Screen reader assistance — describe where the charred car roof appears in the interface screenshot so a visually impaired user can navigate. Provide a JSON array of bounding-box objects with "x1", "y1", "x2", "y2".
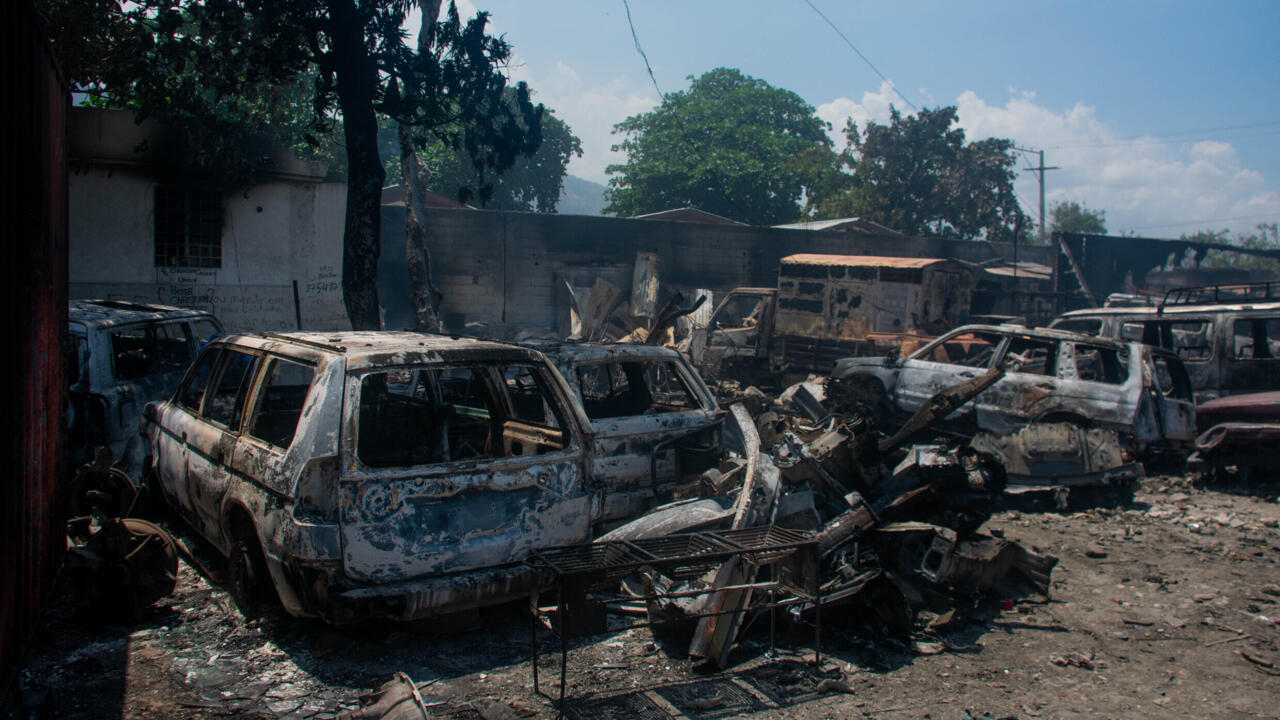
[
  {"x1": 1056, "y1": 301, "x2": 1280, "y2": 319},
  {"x1": 916, "y1": 324, "x2": 1133, "y2": 351},
  {"x1": 214, "y1": 331, "x2": 553, "y2": 369},
  {"x1": 68, "y1": 299, "x2": 216, "y2": 330}
]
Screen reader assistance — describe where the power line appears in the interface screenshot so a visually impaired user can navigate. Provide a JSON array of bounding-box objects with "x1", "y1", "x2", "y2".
[
  {"x1": 800, "y1": 0, "x2": 917, "y2": 111},
  {"x1": 621, "y1": 0, "x2": 663, "y2": 99},
  {"x1": 1109, "y1": 118, "x2": 1280, "y2": 142},
  {"x1": 1051, "y1": 128, "x2": 1280, "y2": 151},
  {"x1": 1124, "y1": 212, "x2": 1280, "y2": 232}
]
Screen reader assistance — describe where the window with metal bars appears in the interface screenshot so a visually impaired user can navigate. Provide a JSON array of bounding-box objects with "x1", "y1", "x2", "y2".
[{"x1": 154, "y1": 186, "x2": 223, "y2": 268}]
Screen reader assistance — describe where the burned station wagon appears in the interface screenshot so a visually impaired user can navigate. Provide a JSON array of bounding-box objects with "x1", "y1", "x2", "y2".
[
  {"x1": 144, "y1": 331, "x2": 624, "y2": 622},
  {"x1": 832, "y1": 324, "x2": 1197, "y2": 458}
]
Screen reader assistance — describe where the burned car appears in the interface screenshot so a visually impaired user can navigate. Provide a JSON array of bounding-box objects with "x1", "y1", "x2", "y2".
[
  {"x1": 527, "y1": 342, "x2": 724, "y2": 522},
  {"x1": 831, "y1": 325, "x2": 1197, "y2": 470},
  {"x1": 69, "y1": 299, "x2": 223, "y2": 478},
  {"x1": 143, "y1": 331, "x2": 735, "y2": 623}
]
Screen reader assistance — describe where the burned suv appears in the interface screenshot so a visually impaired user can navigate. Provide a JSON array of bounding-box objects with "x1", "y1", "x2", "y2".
[
  {"x1": 144, "y1": 331, "x2": 630, "y2": 622},
  {"x1": 832, "y1": 325, "x2": 1197, "y2": 459},
  {"x1": 69, "y1": 300, "x2": 223, "y2": 478}
]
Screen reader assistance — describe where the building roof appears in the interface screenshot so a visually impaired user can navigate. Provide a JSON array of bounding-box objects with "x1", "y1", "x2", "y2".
[
  {"x1": 632, "y1": 207, "x2": 745, "y2": 225},
  {"x1": 781, "y1": 253, "x2": 952, "y2": 269},
  {"x1": 979, "y1": 261, "x2": 1054, "y2": 281},
  {"x1": 381, "y1": 185, "x2": 469, "y2": 209},
  {"x1": 773, "y1": 217, "x2": 907, "y2": 236}
]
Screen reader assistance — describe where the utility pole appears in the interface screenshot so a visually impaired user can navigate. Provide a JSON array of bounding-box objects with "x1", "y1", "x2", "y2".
[{"x1": 1015, "y1": 147, "x2": 1059, "y2": 242}]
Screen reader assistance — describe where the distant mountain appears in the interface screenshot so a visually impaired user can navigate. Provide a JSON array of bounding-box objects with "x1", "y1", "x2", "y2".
[{"x1": 556, "y1": 175, "x2": 608, "y2": 216}]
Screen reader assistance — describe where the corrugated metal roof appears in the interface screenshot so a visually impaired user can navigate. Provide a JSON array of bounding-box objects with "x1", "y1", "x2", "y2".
[
  {"x1": 983, "y1": 262, "x2": 1054, "y2": 280},
  {"x1": 773, "y1": 217, "x2": 907, "y2": 235},
  {"x1": 633, "y1": 207, "x2": 745, "y2": 225},
  {"x1": 781, "y1": 253, "x2": 951, "y2": 269}
]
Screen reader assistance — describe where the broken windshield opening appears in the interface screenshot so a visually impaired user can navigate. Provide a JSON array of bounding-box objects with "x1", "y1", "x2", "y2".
[
  {"x1": 577, "y1": 360, "x2": 699, "y2": 420},
  {"x1": 912, "y1": 331, "x2": 1006, "y2": 368},
  {"x1": 357, "y1": 363, "x2": 567, "y2": 469}
]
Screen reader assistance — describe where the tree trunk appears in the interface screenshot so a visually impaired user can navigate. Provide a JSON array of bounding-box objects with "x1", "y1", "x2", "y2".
[
  {"x1": 399, "y1": 122, "x2": 442, "y2": 332},
  {"x1": 399, "y1": 0, "x2": 445, "y2": 333},
  {"x1": 329, "y1": 0, "x2": 385, "y2": 330}
]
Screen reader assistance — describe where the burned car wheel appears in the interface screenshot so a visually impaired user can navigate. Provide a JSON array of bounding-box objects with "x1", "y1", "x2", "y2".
[{"x1": 228, "y1": 536, "x2": 274, "y2": 619}]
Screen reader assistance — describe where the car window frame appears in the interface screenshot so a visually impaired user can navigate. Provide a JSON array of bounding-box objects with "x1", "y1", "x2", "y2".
[
  {"x1": 241, "y1": 354, "x2": 319, "y2": 453},
  {"x1": 199, "y1": 347, "x2": 263, "y2": 433},
  {"x1": 348, "y1": 359, "x2": 578, "y2": 472}
]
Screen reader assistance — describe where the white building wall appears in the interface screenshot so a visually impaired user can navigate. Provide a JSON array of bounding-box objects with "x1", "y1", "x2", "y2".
[{"x1": 69, "y1": 168, "x2": 350, "y2": 332}]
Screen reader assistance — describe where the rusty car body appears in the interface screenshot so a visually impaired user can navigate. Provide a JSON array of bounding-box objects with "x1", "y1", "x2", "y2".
[
  {"x1": 1187, "y1": 390, "x2": 1280, "y2": 481},
  {"x1": 831, "y1": 325, "x2": 1197, "y2": 461},
  {"x1": 526, "y1": 342, "x2": 724, "y2": 524},
  {"x1": 69, "y1": 299, "x2": 223, "y2": 478},
  {"x1": 688, "y1": 254, "x2": 972, "y2": 386},
  {"x1": 1049, "y1": 288, "x2": 1280, "y2": 402},
  {"x1": 144, "y1": 331, "x2": 645, "y2": 623}
]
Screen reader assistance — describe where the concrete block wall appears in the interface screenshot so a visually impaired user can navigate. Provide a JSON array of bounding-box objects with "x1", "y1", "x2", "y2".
[{"x1": 377, "y1": 208, "x2": 1055, "y2": 335}]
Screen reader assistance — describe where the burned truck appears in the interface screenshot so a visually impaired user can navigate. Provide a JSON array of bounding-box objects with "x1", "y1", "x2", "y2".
[{"x1": 688, "y1": 254, "x2": 972, "y2": 387}]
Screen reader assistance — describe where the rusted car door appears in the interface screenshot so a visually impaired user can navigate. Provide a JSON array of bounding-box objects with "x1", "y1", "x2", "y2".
[
  {"x1": 694, "y1": 290, "x2": 776, "y2": 378},
  {"x1": 153, "y1": 346, "x2": 225, "y2": 521},
  {"x1": 569, "y1": 356, "x2": 721, "y2": 522},
  {"x1": 183, "y1": 348, "x2": 260, "y2": 544},
  {"x1": 336, "y1": 362, "x2": 592, "y2": 585},
  {"x1": 1147, "y1": 350, "x2": 1197, "y2": 443},
  {"x1": 1220, "y1": 315, "x2": 1280, "y2": 397},
  {"x1": 227, "y1": 354, "x2": 324, "y2": 520}
]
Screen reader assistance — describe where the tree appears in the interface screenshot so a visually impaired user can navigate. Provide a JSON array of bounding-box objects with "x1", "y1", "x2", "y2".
[
  {"x1": 39, "y1": 0, "x2": 542, "y2": 330},
  {"x1": 1050, "y1": 201, "x2": 1107, "y2": 235},
  {"x1": 812, "y1": 107, "x2": 1028, "y2": 242},
  {"x1": 604, "y1": 68, "x2": 839, "y2": 226},
  {"x1": 380, "y1": 92, "x2": 582, "y2": 212},
  {"x1": 1185, "y1": 224, "x2": 1280, "y2": 271}
]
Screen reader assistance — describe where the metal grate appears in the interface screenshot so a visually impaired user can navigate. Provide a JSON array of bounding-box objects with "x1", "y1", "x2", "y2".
[
  {"x1": 155, "y1": 186, "x2": 223, "y2": 268},
  {"x1": 529, "y1": 527, "x2": 815, "y2": 581},
  {"x1": 1161, "y1": 281, "x2": 1280, "y2": 308}
]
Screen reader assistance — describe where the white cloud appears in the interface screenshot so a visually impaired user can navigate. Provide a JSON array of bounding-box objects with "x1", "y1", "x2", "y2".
[
  {"x1": 817, "y1": 87, "x2": 1280, "y2": 237},
  {"x1": 508, "y1": 56, "x2": 658, "y2": 184},
  {"x1": 816, "y1": 82, "x2": 900, "y2": 151}
]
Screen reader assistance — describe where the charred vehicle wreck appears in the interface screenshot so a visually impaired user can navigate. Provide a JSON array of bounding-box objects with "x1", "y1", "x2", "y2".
[
  {"x1": 828, "y1": 325, "x2": 1197, "y2": 489},
  {"x1": 525, "y1": 367, "x2": 1059, "y2": 674},
  {"x1": 142, "y1": 332, "x2": 731, "y2": 623}
]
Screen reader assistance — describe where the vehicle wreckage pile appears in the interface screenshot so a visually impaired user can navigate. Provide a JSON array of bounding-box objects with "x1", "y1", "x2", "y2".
[{"x1": 528, "y1": 371, "x2": 1059, "y2": 674}]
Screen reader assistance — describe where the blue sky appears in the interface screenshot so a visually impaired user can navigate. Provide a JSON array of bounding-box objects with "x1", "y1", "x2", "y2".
[{"x1": 434, "y1": 1, "x2": 1280, "y2": 237}]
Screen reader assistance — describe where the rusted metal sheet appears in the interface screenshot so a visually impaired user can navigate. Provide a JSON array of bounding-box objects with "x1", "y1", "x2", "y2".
[
  {"x1": 3, "y1": 1, "x2": 68, "y2": 693},
  {"x1": 970, "y1": 423, "x2": 1143, "y2": 489},
  {"x1": 630, "y1": 251, "x2": 659, "y2": 318},
  {"x1": 781, "y1": 254, "x2": 953, "y2": 269},
  {"x1": 775, "y1": 254, "x2": 973, "y2": 340}
]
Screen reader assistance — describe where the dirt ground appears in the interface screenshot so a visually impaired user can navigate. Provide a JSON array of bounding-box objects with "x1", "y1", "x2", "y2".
[{"x1": 13, "y1": 474, "x2": 1280, "y2": 720}]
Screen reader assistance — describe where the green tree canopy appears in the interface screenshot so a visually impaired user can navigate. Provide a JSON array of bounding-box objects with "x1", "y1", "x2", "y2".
[
  {"x1": 1185, "y1": 223, "x2": 1280, "y2": 270},
  {"x1": 38, "y1": 0, "x2": 543, "y2": 330},
  {"x1": 380, "y1": 90, "x2": 582, "y2": 212},
  {"x1": 604, "y1": 68, "x2": 839, "y2": 226},
  {"x1": 1050, "y1": 201, "x2": 1107, "y2": 235},
  {"x1": 812, "y1": 107, "x2": 1028, "y2": 242}
]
